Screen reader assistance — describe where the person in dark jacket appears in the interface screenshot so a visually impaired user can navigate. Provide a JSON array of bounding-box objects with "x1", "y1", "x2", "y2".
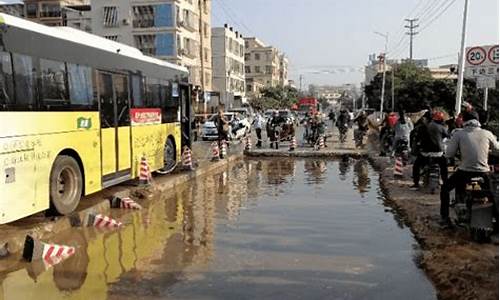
[{"x1": 410, "y1": 111, "x2": 449, "y2": 189}]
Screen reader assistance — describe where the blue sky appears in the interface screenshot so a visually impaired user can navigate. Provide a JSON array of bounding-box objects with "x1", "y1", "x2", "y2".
[{"x1": 212, "y1": 0, "x2": 499, "y2": 87}]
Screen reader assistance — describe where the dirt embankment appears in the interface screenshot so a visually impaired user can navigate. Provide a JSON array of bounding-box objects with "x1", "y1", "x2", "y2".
[{"x1": 367, "y1": 133, "x2": 498, "y2": 300}]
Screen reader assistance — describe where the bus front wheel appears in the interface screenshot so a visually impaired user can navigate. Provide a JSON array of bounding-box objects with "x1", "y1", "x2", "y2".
[{"x1": 49, "y1": 155, "x2": 83, "y2": 215}]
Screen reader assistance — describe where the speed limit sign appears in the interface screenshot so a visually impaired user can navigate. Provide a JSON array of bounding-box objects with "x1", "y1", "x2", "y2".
[
  {"x1": 466, "y1": 47, "x2": 487, "y2": 65},
  {"x1": 488, "y1": 45, "x2": 499, "y2": 64}
]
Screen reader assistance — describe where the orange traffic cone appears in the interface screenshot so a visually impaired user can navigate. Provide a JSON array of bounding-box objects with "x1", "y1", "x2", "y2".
[
  {"x1": 245, "y1": 135, "x2": 252, "y2": 151},
  {"x1": 394, "y1": 156, "x2": 403, "y2": 178},
  {"x1": 220, "y1": 140, "x2": 227, "y2": 158},
  {"x1": 211, "y1": 141, "x2": 220, "y2": 161},
  {"x1": 23, "y1": 235, "x2": 75, "y2": 263},
  {"x1": 182, "y1": 146, "x2": 193, "y2": 170},
  {"x1": 87, "y1": 213, "x2": 122, "y2": 228},
  {"x1": 110, "y1": 196, "x2": 142, "y2": 210},
  {"x1": 289, "y1": 136, "x2": 297, "y2": 151},
  {"x1": 139, "y1": 155, "x2": 152, "y2": 185}
]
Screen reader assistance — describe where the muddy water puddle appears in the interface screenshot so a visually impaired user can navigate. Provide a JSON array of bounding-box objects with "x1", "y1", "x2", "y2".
[{"x1": 0, "y1": 158, "x2": 436, "y2": 300}]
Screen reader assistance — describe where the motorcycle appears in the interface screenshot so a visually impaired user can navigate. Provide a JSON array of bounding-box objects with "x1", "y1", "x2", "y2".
[
  {"x1": 421, "y1": 152, "x2": 442, "y2": 194},
  {"x1": 380, "y1": 128, "x2": 394, "y2": 156},
  {"x1": 354, "y1": 128, "x2": 366, "y2": 148},
  {"x1": 228, "y1": 119, "x2": 250, "y2": 141},
  {"x1": 338, "y1": 123, "x2": 348, "y2": 143}
]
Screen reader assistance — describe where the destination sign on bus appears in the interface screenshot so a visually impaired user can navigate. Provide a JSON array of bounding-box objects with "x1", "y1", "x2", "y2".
[{"x1": 131, "y1": 108, "x2": 162, "y2": 125}]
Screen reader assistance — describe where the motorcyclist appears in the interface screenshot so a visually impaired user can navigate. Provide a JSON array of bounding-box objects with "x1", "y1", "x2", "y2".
[
  {"x1": 440, "y1": 111, "x2": 499, "y2": 226},
  {"x1": 353, "y1": 110, "x2": 368, "y2": 147},
  {"x1": 392, "y1": 111, "x2": 413, "y2": 157},
  {"x1": 411, "y1": 111, "x2": 449, "y2": 190},
  {"x1": 314, "y1": 113, "x2": 327, "y2": 146},
  {"x1": 379, "y1": 112, "x2": 398, "y2": 156}
]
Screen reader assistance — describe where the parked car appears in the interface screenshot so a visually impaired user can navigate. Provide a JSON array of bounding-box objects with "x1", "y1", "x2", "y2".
[{"x1": 201, "y1": 113, "x2": 251, "y2": 141}]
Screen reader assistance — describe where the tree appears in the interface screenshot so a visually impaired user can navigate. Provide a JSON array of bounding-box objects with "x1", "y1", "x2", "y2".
[{"x1": 249, "y1": 85, "x2": 299, "y2": 110}]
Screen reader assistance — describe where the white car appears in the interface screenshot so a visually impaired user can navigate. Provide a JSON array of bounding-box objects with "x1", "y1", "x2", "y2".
[{"x1": 201, "y1": 113, "x2": 251, "y2": 141}]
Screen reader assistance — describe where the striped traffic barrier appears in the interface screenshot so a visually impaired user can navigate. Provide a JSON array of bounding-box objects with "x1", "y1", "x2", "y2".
[
  {"x1": 182, "y1": 146, "x2": 193, "y2": 170},
  {"x1": 139, "y1": 155, "x2": 152, "y2": 185},
  {"x1": 394, "y1": 156, "x2": 404, "y2": 178},
  {"x1": 211, "y1": 141, "x2": 220, "y2": 161},
  {"x1": 245, "y1": 135, "x2": 252, "y2": 151},
  {"x1": 87, "y1": 213, "x2": 122, "y2": 228},
  {"x1": 289, "y1": 136, "x2": 297, "y2": 151},
  {"x1": 110, "y1": 196, "x2": 142, "y2": 210},
  {"x1": 220, "y1": 140, "x2": 227, "y2": 158},
  {"x1": 23, "y1": 235, "x2": 75, "y2": 263}
]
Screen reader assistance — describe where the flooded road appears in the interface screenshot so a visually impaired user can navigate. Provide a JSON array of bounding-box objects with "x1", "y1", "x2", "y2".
[{"x1": 0, "y1": 158, "x2": 436, "y2": 300}]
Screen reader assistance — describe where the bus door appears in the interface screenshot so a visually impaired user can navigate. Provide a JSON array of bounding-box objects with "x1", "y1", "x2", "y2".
[
  {"x1": 98, "y1": 72, "x2": 132, "y2": 187},
  {"x1": 179, "y1": 84, "x2": 192, "y2": 148}
]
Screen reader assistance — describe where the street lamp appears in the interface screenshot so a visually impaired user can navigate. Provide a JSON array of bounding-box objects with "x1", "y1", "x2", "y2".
[{"x1": 374, "y1": 31, "x2": 389, "y2": 115}]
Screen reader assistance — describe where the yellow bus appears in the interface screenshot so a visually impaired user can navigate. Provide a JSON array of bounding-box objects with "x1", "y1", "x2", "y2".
[{"x1": 0, "y1": 13, "x2": 191, "y2": 224}]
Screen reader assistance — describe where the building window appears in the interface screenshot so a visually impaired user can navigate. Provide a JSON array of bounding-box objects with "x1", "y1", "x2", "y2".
[
  {"x1": 156, "y1": 33, "x2": 175, "y2": 56},
  {"x1": 205, "y1": 72, "x2": 210, "y2": 87},
  {"x1": 204, "y1": 47, "x2": 209, "y2": 62},
  {"x1": 40, "y1": 59, "x2": 68, "y2": 107},
  {"x1": 103, "y1": 6, "x2": 118, "y2": 27},
  {"x1": 254, "y1": 53, "x2": 260, "y2": 60},
  {"x1": 265, "y1": 65, "x2": 272, "y2": 74},
  {"x1": 254, "y1": 66, "x2": 260, "y2": 73},
  {"x1": 134, "y1": 35, "x2": 156, "y2": 56},
  {"x1": 204, "y1": 22, "x2": 209, "y2": 38},
  {"x1": 105, "y1": 35, "x2": 118, "y2": 41},
  {"x1": 26, "y1": 3, "x2": 37, "y2": 18},
  {"x1": 133, "y1": 4, "x2": 173, "y2": 28},
  {"x1": 246, "y1": 85, "x2": 252, "y2": 92},
  {"x1": 40, "y1": 3, "x2": 61, "y2": 18},
  {"x1": 245, "y1": 66, "x2": 250, "y2": 74},
  {"x1": 244, "y1": 53, "x2": 250, "y2": 61}
]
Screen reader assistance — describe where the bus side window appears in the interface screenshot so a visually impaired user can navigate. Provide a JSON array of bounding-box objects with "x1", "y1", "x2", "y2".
[
  {"x1": 40, "y1": 58, "x2": 69, "y2": 109},
  {"x1": 12, "y1": 53, "x2": 37, "y2": 110},
  {"x1": 0, "y1": 51, "x2": 14, "y2": 110},
  {"x1": 161, "y1": 80, "x2": 177, "y2": 123},
  {"x1": 130, "y1": 73, "x2": 143, "y2": 107},
  {"x1": 145, "y1": 77, "x2": 161, "y2": 108},
  {"x1": 67, "y1": 63, "x2": 96, "y2": 110}
]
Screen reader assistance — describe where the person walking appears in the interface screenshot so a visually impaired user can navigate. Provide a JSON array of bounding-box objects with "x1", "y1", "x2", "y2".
[
  {"x1": 214, "y1": 109, "x2": 229, "y2": 158},
  {"x1": 252, "y1": 112, "x2": 265, "y2": 148}
]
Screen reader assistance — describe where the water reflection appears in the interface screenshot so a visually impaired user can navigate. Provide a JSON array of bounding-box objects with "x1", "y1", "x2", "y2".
[
  {"x1": 304, "y1": 160, "x2": 328, "y2": 184},
  {"x1": 0, "y1": 159, "x2": 435, "y2": 300},
  {"x1": 353, "y1": 159, "x2": 371, "y2": 196},
  {"x1": 338, "y1": 155, "x2": 352, "y2": 181}
]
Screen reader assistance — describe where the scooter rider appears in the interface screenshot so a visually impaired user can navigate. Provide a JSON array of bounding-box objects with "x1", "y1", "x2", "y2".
[
  {"x1": 411, "y1": 111, "x2": 449, "y2": 190},
  {"x1": 440, "y1": 111, "x2": 499, "y2": 226},
  {"x1": 336, "y1": 109, "x2": 350, "y2": 139},
  {"x1": 392, "y1": 110, "x2": 413, "y2": 156},
  {"x1": 270, "y1": 111, "x2": 284, "y2": 148}
]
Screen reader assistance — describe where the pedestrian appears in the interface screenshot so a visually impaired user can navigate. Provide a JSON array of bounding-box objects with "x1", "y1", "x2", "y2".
[
  {"x1": 252, "y1": 112, "x2": 265, "y2": 148},
  {"x1": 392, "y1": 110, "x2": 413, "y2": 155},
  {"x1": 214, "y1": 108, "x2": 229, "y2": 158},
  {"x1": 328, "y1": 110, "x2": 336, "y2": 128}
]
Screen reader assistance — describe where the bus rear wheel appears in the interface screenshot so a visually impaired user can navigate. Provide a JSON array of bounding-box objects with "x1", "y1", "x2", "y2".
[{"x1": 49, "y1": 155, "x2": 83, "y2": 215}]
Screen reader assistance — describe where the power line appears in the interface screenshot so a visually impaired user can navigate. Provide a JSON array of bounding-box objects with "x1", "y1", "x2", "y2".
[
  {"x1": 213, "y1": 0, "x2": 254, "y2": 35},
  {"x1": 419, "y1": 0, "x2": 458, "y2": 32}
]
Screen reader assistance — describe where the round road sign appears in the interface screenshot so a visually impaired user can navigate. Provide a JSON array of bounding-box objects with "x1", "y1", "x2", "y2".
[
  {"x1": 488, "y1": 45, "x2": 499, "y2": 64},
  {"x1": 467, "y1": 47, "x2": 487, "y2": 65}
]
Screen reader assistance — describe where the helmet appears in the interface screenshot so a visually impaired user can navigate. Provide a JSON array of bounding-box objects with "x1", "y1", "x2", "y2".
[{"x1": 432, "y1": 111, "x2": 445, "y2": 122}]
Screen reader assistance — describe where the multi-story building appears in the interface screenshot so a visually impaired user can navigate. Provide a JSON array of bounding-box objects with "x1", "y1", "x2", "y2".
[
  {"x1": 244, "y1": 37, "x2": 283, "y2": 98},
  {"x1": 0, "y1": 0, "x2": 24, "y2": 17},
  {"x1": 212, "y1": 24, "x2": 245, "y2": 109},
  {"x1": 279, "y1": 54, "x2": 289, "y2": 87},
  {"x1": 364, "y1": 53, "x2": 397, "y2": 85},
  {"x1": 23, "y1": 0, "x2": 88, "y2": 26},
  {"x1": 89, "y1": 0, "x2": 212, "y2": 109}
]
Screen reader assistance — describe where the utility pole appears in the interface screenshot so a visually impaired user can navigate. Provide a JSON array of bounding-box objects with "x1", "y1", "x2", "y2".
[
  {"x1": 198, "y1": 0, "x2": 206, "y2": 116},
  {"x1": 405, "y1": 18, "x2": 419, "y2": 61},
  {"x1": 391, "y1": 66, "x2": 395, "y2": 111},
  {"x1": 455, "y1": 0, "x2": 470, "y2": 116},
  {"x1": 299, "y1": 74, "x2": 303, "y2": 93},
  {"x1": 374, "y1": 31, "x2": 388, "y2": 115}
]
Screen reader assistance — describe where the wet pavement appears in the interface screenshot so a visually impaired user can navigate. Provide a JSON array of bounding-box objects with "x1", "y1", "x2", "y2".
[{"x1": 0, "y1": 158, "x2": 436, "y2": 300}]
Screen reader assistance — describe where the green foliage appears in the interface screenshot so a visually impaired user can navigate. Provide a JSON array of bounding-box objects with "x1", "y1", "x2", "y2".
[
  {"x1": 249, "y1": 86, "x2": 299, "y2": 110},
  {"x1": 364, "y1": 62, "x2": 499, "y2": 124}
]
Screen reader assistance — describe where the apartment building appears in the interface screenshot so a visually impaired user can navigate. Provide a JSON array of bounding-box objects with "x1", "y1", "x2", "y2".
[
  {"x1": 0, "y1": 0, "x2": 24, "y2": 17},
  {"x1": 23, "y1": 0, "x2": 88, "y2": 26},
  {"x1": 90, "y1": 0, "x2": 212, "y2": 100},
  {"x1": 244, "y1": 37, "x2": 289, "y2": 99},
  {"x1": 212, "y1": 24, "x2": 245, "y2": 109}
]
